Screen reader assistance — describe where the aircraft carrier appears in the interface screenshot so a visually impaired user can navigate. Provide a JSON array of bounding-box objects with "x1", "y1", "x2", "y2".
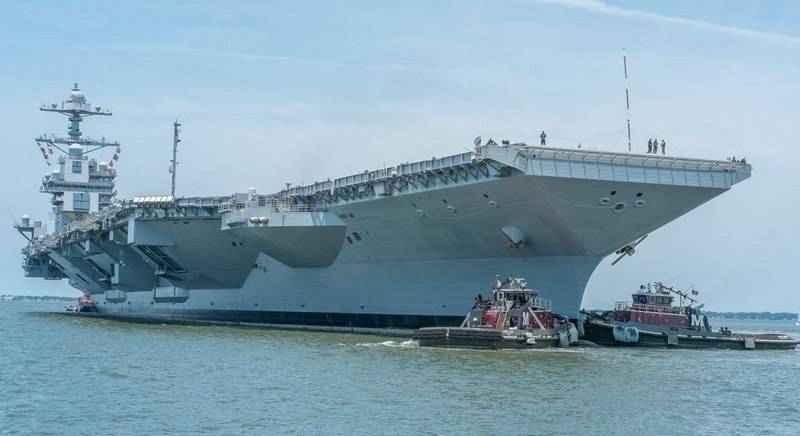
[{"x1": 14, "y1": 85, "x2": 752, "y2": 332}]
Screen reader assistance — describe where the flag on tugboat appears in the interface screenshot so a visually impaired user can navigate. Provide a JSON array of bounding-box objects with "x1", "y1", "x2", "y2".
[{"x1": 495, "y1": 275, "x2": 502, "y2": 290}]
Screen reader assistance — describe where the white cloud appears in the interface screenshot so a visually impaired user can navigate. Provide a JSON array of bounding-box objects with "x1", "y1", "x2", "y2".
[{"x1": 538, "y1": 0, "x2": 800, "y2": 48}]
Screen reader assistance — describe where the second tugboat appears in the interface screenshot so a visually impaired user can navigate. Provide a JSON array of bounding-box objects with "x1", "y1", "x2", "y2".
[
  {"x1": 65, "y1": 295, "x2": 99, "y2": 313},
  {"x1": 413, "y1": 277, "x2": 578, "y2": 349},
  {"x1": 581, "y1": 282, "x2": 800, "y2": 350}
]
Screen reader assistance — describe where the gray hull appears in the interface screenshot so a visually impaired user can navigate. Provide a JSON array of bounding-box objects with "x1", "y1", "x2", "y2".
[{"x1": 21, "y1": 145, "x2": 751, "y2": 331}]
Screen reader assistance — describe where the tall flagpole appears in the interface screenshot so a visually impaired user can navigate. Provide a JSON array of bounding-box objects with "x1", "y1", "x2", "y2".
[{"x1": 623, "y1": 49, "x2": 632, "y2": 152}]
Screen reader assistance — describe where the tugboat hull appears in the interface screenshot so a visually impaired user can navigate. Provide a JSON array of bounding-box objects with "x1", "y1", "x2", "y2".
[
  {"x1": 413, "y1": 327, "x2": 562, "y2": 350},
  {"x1": 582, "y1": 320, "x2": 800, "y2": 350}
]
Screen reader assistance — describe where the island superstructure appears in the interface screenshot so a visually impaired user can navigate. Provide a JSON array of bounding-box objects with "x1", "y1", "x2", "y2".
[{"x1": 15, "y1": 85, "x2": 752, "y2": 332}]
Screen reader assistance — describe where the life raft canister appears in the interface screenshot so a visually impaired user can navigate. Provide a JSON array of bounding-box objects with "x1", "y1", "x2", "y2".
[{"x1": 483, "y1": 310, "x2": 499, "y2": 327}]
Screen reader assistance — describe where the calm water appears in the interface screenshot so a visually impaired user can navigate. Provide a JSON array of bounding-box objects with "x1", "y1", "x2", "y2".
[{"x1": 1, "y1": 302, "x2": 798, "y2": 436}]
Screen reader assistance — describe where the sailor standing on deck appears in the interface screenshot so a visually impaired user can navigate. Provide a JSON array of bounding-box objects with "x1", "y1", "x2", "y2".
[
  {"x1": 540, "y1": 131, "x2": 547, "y2": 146},
  {"x1": 647, "y1": 139, "x2": 653, "y2": 154},
  {"x1": 661, "y1": 139, "x2": 666, "y2": 155}
]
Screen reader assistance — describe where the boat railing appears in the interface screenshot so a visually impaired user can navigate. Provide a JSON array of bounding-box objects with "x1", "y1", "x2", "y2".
[
  {"x1": 615, "y1": 301, "x2": 671, "y2": 313},
  {"x1": 30, "y1": 201, "x2": 129, "y2": 249},
  {"x1": 531, "y1": 296, "x2": 552, "y2": 311},
  {"x1": 218, "y1": 195, "x2": 318, "y2": 214}
]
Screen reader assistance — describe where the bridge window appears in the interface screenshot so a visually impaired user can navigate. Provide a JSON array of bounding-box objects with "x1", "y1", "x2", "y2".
[
  {"x1": 73, "y1": 192, "x2": 90, "y2": 212},
  {"x1": 72, "y1": 160, "x2": 82, "y2": 174}
]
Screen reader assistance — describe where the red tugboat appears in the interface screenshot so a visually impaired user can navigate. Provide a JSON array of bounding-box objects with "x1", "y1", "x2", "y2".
[
  {"x1": 413, "y1": 277, "x2": 578, "y2": 349},
  {"x1": 65, "y1": 294, "x2": 98, "y2": 313},
  {"x1": 581, "y1": 282, "x2": 800, "y2": 350}
]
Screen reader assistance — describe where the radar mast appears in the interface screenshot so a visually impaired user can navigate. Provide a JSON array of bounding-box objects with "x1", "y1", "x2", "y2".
[{"x1": 35, "y1": 84, "x2": 120, "y2": 231}]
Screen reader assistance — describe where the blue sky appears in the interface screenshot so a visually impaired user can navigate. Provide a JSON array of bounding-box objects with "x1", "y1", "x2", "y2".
[{"x1": 1, "y1": 1, "x2": 798, "y2": 311}]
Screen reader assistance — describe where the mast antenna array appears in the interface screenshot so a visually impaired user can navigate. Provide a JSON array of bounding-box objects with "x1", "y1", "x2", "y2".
[
  {"x1": 623, "y1": 49, "x2": 632, "y2": 152},
  {"x1": 36, "y1": 83, "x2": 119, "y2": 155},
  {"x1": 170, "y1": 120, "x2": 181, "y2": 197}
]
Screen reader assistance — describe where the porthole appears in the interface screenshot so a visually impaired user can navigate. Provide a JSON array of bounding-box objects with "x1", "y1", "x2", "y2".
[
  {"x1": 447, "y1": 205, "x2": 457, "y2": 213},
  {"x1": 613, "y1": 202, "x2": 627, "y2": 212},
  {"x1": 635, "y1": 199, "x2": 647, "y2": 208},
  {"x1": 610, "y1": 190, "x2": 617, "y2": 196},
  {"x1": 599, "y1": 197, "x2": 611, "y2": 205},
  {"x1": 352, "y1": 232, "x2": 362, "y2": 241},
  {"x1": 636, "y1": 192, "x2": 643, "y2": 197},
  {"x1": 488, "y1": 200, "x2": 498, "y2": 208},
  {"x1": 346, "y1": 236, "x2": 353, "y2": 244},
  {"x1": 416, "y1": 209, "x2": 425, "y2": 217}
]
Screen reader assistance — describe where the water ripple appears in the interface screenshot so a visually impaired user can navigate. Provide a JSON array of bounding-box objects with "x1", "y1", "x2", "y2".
[{"x1": 2, "y1": 302, "x2": 799, "y2": 435}]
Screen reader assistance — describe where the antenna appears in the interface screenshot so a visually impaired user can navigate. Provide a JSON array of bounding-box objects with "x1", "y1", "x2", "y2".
[
  {"x1": 623, "y1": 49, "x2": 632, "y2": 152},
  {"x1": 170, "y1": 120, "x2": 181, "y2": 197},
  {"x1": 37, "y1": 83, "x2": 118, "y2": 155}
]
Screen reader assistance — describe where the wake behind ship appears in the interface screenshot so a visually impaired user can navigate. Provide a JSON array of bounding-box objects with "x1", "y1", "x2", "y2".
[{"x1": 15, "y1": 85, "x2": 752, "y2": 332}]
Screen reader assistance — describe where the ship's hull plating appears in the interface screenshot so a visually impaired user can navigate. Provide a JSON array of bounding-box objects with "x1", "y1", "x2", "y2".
[{"x1": 83, "y1": 173, "x2": 727, "y2": 330}]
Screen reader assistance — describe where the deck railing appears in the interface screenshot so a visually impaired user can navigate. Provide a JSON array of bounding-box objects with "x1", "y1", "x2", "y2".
[
  {"x1": 218, "y1": 195, "x2": 318, "y2": 214},
  {"x1": 615, "y1": 301, "x2": 675, "y2": 313}
]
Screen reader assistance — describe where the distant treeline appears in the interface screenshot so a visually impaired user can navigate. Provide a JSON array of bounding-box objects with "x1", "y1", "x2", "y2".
[
  {"x1": 1, "y1": 295, "x2": 75, "y2": 302},
  {"x1": 706, "y1": 311, "x2": 796, "y2": 320}
]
